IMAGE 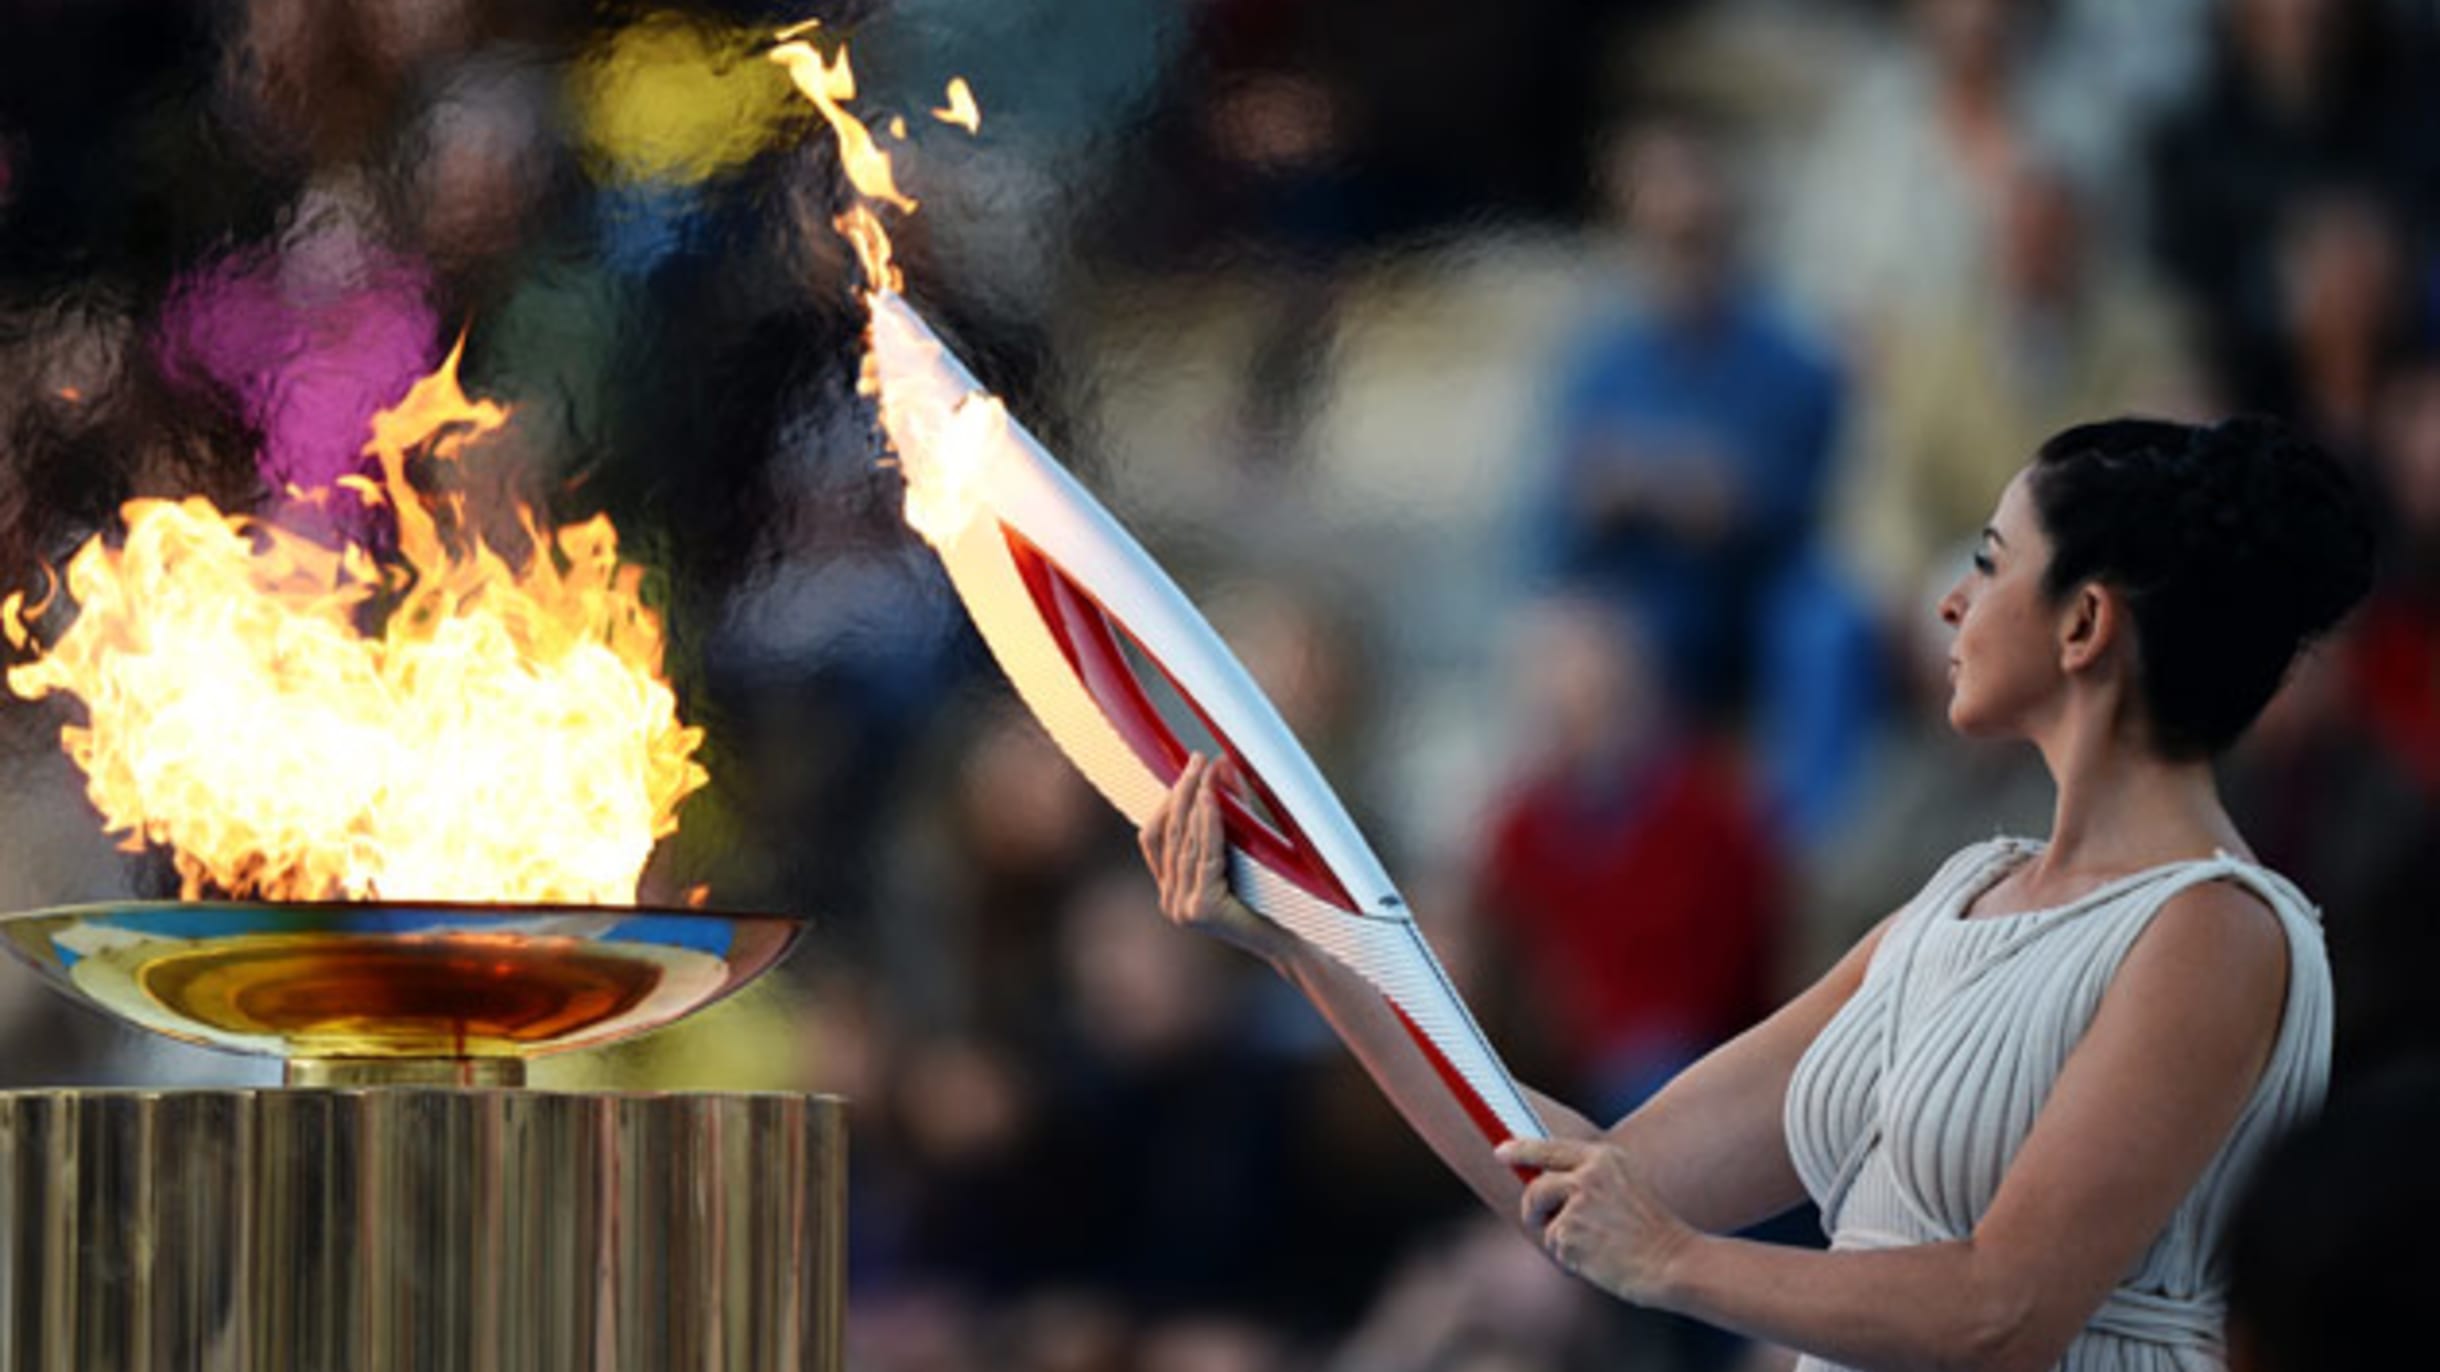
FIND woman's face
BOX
[1937,468,2068,738]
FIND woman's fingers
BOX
[1167,766,1197,914]
[1190,760,1220,873]
[1495,1137,1590,1173]
[1543,1197,1590,1273]
[1520,1169,1577,1230]
[1142,753,1270,949]
[1137,782,1173,870]
[1158,755,1205,915]
[1187,756,1227,915]
[1181,756,1214,891]
[1196,766,1228,891]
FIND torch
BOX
[871,296,1551,1175]
[772,27,1548,1192]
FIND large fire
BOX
[2,339,706,905]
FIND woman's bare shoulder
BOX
[2121,877,2290,1010]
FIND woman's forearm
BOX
[1259,928,2047,1372]
[1657,1234,2051,1372]
[1532,1085,1803,1235]
[1523,1087,1603,1141]
[1602,1084,1809,1237]
[1259,933,1530,1219]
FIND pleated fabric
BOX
[1782,838,2332,1372]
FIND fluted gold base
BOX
[281,1057,528,1088]
[0,1089,844,1372]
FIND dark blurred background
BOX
[4,1,2438,1369]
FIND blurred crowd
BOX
[2,1,2438,1370]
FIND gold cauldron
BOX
[0,901,843,1372]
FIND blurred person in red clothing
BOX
[2349,349,2440,798]
[1473,595,1780,1118]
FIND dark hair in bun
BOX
[2028,416,2376,759]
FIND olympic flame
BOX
[769,24,995,544]
[933,79,981,133]
[770,30,911,293]
[3,339,707,904]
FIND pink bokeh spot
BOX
[157,244,441,538]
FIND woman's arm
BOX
[1257,926,1531,1214]
[1139,754,1528,1213]
[1590,913,1892,1235]
[1503,881,2291,1372]
[1521,1087,1602,1141]
[1140,754,1885,1232]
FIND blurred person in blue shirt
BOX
[1530,107,1877,842]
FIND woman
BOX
[1139,417,2375,1371]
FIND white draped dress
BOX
[1782,838,2333,1372]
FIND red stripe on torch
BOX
[1389,1001,1536,1182]
[1002,525,1359,913]
[1000,527,1535,1182]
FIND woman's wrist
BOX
[1644,1223,1710,1314]
[1244,906,1302,970]
[1206,894,1293,966]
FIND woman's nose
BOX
[1937,578,1967,627]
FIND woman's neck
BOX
[2032,710,2248,878]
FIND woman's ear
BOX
[2058,581,2121,674]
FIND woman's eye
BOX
[1971,551,1996,576]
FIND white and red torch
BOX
[773,30,1549,1188]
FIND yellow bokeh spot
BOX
[570,13,804,186]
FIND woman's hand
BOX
[1496,1136,1699,1308]
[1137,753,1290,963]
